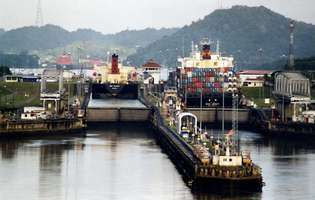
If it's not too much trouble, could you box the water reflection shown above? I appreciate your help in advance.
[0,126,314,199]
[0,139,22,160]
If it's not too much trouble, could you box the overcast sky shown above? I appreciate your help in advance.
[0,0,314,33]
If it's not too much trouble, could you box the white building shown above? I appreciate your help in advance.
[243,78,264,87]
[273,72,311,122]
[142,59,161,85]
[237,70,273,85]
[274,72,311,99]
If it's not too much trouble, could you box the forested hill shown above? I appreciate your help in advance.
[0,29,5,37]
[126,6,315,69]
[0,25,178,52]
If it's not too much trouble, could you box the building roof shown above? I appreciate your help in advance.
[278,72,308,80]
[143,59,161,68]
[237,70,273,75]
[57,54,73,66]
[42,69,62,77]
[89,59,103,66]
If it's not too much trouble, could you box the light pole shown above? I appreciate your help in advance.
[199,87,203,133]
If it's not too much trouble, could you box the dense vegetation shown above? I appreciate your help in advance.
[0,66,12,76]
[290,57,315,70]
[0,25,178,58]
[0,82,41,109]
[0,53,39,68]
[126,6,315,69]
[0,28,4,37]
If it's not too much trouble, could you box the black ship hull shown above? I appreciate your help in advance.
[92,83,138,99]
[183,92,234,108]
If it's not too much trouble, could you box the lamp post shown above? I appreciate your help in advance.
[199,87,203,133]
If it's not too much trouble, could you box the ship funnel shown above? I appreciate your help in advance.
[202,43,211,59]
[111,54,119,74]
[200,38,211,60]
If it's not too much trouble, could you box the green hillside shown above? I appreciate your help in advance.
[0,28,5,37]
[126,6,315,69]
[0,25,178,59]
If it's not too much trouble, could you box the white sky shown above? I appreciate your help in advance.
[0,0,314,33]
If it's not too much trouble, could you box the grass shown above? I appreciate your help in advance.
[0,82,41,109]
[0,86,11,96]
[0,81,81,110]
[241,86,274,108]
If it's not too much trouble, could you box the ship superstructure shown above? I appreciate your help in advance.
[177,39,239,108]
[92,54,138,99]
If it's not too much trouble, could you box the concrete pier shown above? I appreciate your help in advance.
[87,99,150,122]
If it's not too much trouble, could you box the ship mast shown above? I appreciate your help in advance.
[216,40,220,55]
[232,92,240,155]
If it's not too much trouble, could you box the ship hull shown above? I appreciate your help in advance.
[92,83,138,99]
[194,176,263,193]
[182,92,234,108]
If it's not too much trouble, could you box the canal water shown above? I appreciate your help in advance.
[0,124,315,200]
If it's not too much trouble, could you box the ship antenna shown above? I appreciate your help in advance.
[216,40,220,55]
[107,51,110,64]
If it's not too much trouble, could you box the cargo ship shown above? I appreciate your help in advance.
[177,39,238,108]
[91,54,138,99]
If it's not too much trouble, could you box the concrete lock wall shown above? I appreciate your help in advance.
[87,108,119,122]
[188,108,217,123]
[120,109,150,122]
[87,108,150,122]
[187,108,249,123]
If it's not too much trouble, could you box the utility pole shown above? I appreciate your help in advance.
[182,37,185,57]
[288,20,295,70]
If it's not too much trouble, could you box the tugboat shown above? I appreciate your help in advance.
[175,94,263,191]
[91,53,138,99]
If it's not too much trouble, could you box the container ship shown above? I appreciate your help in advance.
[91,54,138,99]
[177,39,238,108]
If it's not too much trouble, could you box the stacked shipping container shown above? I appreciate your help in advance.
[179,67,238,96]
